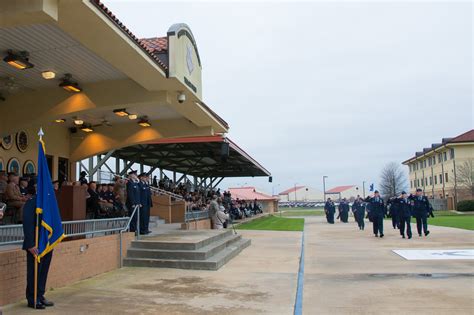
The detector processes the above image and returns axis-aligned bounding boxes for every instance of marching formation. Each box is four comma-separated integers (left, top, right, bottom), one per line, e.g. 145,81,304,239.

324,188,434,239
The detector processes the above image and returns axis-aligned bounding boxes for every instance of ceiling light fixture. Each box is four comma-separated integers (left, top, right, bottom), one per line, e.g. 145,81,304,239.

128,114,138,120
138,117,151,127
113,108,129,117
41,70,56,80
80,125,94,133
59,74,82,93
55,118,66,123
3,50,34,70
73,118,84,125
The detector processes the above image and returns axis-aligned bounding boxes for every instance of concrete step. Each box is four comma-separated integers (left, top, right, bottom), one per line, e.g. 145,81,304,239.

127,234,242,260
131,230,233,251
123,238,251,270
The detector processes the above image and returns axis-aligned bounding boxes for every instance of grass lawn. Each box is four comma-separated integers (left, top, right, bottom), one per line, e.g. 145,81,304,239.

279,210,325,217
236,215,304,231
418,215,474,231
280,207,324,211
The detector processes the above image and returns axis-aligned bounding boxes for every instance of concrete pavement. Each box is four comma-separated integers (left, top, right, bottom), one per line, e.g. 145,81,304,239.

3,216,473,314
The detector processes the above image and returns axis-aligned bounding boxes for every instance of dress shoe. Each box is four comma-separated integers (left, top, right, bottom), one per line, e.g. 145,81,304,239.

147,230,152,234
374,234,378,237
402,235,405,239
40,298,54,307
419,234,422,237
380,234,384,238
425,231,430,236
408,235,412,239
28,303,45,309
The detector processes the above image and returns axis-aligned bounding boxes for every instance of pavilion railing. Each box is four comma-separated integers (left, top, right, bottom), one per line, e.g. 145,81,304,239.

0,217,130,247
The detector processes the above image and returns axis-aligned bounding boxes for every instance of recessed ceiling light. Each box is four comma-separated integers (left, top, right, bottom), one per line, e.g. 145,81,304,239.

138,118,151,127
74,118,84,125
3,50,34,70
59,74,82,93
128,114,138,120
55,118,66,123
42,71,56,80
113,108,129,117
80,125,94,133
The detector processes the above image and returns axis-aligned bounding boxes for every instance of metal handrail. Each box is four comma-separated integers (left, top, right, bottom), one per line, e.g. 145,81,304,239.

119,204,140,267
150,186,185,201
0,217,131,246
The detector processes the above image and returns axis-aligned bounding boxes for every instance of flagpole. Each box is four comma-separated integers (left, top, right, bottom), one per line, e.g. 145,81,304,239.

34,128,44,309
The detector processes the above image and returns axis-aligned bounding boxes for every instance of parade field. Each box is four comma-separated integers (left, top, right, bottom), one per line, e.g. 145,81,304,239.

418,214,474,231
236,216,305,231
279,209,325,217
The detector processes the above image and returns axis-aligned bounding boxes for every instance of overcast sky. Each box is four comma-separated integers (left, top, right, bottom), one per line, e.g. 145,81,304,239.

103,0,473,194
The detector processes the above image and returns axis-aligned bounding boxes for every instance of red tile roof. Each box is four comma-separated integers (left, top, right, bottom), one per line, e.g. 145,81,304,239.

325,185,355,193
140,37,168,53
403,129,474,163
90,0,168,71
450,129,474,143
229,187,277,201
279,186,306,195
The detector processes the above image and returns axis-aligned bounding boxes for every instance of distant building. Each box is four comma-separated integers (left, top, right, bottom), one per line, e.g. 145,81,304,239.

325,185,362,201
278,186,324,202
402,129,474,208
228,187,279,213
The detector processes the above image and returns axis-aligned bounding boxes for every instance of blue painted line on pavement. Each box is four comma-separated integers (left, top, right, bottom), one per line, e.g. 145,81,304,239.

294,229,305,315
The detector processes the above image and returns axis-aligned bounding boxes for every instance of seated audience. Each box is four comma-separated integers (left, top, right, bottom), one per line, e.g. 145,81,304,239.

5,173,28,223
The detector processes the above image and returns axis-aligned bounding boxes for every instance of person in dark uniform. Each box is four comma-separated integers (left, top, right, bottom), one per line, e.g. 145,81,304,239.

22,196,54,309
126,170,142,233
409,188,432,237
365,190,386,238
139,173,153,235
338,198,350,223
79,171,88,185
388,197,400,230
324,198,336,224
352,197,365,230
397,191,413,239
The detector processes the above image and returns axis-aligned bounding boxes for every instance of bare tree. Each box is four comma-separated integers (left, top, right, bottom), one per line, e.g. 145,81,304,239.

457,159,474,198
379,162,407,198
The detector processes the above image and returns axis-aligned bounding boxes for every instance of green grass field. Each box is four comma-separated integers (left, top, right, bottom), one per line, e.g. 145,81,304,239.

418,215,474,231
279,209,325,217
236,215,304,231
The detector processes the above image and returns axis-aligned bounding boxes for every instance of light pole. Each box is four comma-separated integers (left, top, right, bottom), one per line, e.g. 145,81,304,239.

294,183,298,202
272,184,280,196
323,176,328,201
362,181,366,198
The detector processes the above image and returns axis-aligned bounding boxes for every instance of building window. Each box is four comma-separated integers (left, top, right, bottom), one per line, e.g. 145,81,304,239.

443,151,447,161
438,153,442,163
439,174,443,184
429,176,432,185
409,165,412,172
445,172,448,183
424,160,427,168
434,176,437,185
432,156,436,165
450,148,455,159
428,158,432,166
425,178,428,186
410,181,413,188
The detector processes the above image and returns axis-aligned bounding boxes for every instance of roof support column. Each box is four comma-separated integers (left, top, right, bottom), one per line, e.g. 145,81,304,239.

213,177,224,189
88,157,94,182
119,160,135,176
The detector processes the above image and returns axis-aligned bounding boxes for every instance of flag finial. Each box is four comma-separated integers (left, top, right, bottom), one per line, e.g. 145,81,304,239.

38,128,44,140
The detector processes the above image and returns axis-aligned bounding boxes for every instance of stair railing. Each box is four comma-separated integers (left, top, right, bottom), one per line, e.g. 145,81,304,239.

119,204,140,268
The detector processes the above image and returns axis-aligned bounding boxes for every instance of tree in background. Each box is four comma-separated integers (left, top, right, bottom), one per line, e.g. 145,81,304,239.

457,159,474,198
379,162,407,198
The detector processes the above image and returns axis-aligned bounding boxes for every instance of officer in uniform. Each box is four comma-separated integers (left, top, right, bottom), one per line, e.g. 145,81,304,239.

338,198,350,223
366,190,386,238
324,198,336,224
126,170,141,233
388,197,400,230
352,197,365,230
409,188,432,237
139,173,153,235
397,191,413,239
23,196,55,309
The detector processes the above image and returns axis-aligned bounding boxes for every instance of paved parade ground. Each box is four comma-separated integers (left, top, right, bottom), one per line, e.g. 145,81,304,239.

4,216,474,315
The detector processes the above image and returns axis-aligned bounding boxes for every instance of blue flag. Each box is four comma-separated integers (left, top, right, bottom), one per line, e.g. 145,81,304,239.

36,139,65,261
369,183,374,192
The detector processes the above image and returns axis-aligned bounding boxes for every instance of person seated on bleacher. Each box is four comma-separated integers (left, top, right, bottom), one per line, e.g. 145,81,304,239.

5,172,28,223
0,171,8,197
87,182,107,218
19,177,30,196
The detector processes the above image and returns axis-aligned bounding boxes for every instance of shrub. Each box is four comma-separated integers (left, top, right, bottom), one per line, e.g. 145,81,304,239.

457,200,474,212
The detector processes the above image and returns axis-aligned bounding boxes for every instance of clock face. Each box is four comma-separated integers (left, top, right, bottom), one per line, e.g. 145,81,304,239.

1,135,12,150
186,44,194,75
16,131,28,153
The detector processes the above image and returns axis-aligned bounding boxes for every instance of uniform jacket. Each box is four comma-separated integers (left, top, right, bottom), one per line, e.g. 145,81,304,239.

22,197,37,250
339,202,350,213
396,198,412,218
139,181,153,208
126,180,141,208
366,197,386,217
409,195,431,216
324,201,336,213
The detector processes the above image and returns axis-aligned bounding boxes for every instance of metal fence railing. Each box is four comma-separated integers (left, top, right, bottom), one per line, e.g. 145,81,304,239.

185,210,210,222
0,217,130,246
